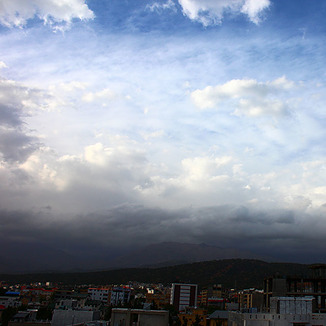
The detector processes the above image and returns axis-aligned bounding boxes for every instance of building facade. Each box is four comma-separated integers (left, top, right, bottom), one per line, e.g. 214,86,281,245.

111,308,169,326
88,288,110,303
229,311,326,326
110,287,131,306
264,265,326,312
170,283,198,312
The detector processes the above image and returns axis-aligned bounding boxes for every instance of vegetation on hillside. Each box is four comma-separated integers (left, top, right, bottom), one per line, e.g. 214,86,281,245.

0,259,311,289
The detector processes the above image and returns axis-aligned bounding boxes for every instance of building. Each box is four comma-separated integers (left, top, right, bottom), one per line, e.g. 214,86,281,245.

239,289,264,312
111,308,169,326
226,302,240,311
170,283,198,312
200,285,223,306
229,310,326,326
71,322,108,326
207,297,226,309
230,296,324,326
270,297,314,314
88,288,110,303
53,289,87,302
51,309,101,326
0,296,20,308
110,287,131,306
8,309,51,326
264,265,326,312
206,310,229,326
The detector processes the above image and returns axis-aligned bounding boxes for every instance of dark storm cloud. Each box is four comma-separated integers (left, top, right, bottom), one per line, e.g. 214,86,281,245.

0,205,325,266
229,206,295,225
0,103,23,127
0,129,39,163
0,206,296,245
0,78,43,163
0,78,40,127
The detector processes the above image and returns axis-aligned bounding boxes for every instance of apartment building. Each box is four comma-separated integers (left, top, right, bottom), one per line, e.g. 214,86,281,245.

170,283,197,312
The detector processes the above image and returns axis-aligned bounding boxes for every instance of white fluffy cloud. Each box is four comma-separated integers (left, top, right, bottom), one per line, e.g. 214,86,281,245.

191,77,294,117
241,0,271,24
178,0,270,26
0,0,94,29
181,156,232,182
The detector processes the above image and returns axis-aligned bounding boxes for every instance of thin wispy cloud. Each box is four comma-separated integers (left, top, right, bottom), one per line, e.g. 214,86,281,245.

146,0,177,13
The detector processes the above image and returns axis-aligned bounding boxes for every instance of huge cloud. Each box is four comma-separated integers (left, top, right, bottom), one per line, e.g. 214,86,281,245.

0,0,94,30
178,0,271,26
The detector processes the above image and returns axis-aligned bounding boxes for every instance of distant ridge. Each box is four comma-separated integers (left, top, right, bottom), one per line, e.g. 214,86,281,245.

110,242,271,268
0,241,273,273
0,241,83,274
0,259,311,289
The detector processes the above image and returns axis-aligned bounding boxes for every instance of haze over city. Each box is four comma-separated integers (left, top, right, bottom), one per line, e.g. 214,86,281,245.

1,0,326,270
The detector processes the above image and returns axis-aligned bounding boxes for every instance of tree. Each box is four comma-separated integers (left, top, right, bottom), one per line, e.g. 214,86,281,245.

36,307,53,321
151,300,158,310
132,297,145,309
163,304,180,326
0,288,7,296
103,307,112,321
182,316,188,326
192,315,201,326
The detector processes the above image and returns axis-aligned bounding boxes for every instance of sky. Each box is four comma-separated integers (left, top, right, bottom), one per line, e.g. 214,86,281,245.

1,0,326,267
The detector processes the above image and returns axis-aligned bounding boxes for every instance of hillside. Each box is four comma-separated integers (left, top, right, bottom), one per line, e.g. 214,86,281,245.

0,259,311,289
110,242,270,268
0,241,271,273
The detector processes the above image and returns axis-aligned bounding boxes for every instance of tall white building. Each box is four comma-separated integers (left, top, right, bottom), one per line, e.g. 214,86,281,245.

170,283,198,312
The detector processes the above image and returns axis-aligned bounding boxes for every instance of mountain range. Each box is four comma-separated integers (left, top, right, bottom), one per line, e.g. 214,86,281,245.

0,241,272,274
0,259,311,289
109,242,271,268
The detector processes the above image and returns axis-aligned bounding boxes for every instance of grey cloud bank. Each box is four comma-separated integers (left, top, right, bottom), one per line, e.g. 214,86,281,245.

1,204,325,273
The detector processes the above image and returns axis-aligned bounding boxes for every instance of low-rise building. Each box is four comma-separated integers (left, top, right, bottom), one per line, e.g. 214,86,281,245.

206,310,229,326
51,309,101,326
111,308,168,326
71,322,109,326
239,289,264,312
200,285,223,306
88,288,110,304
270,296,314,314
0,296,21,308
264,265,326,312
229,311,326,326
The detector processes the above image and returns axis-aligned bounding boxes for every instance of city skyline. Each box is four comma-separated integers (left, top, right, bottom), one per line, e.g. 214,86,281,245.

1,0,326,266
